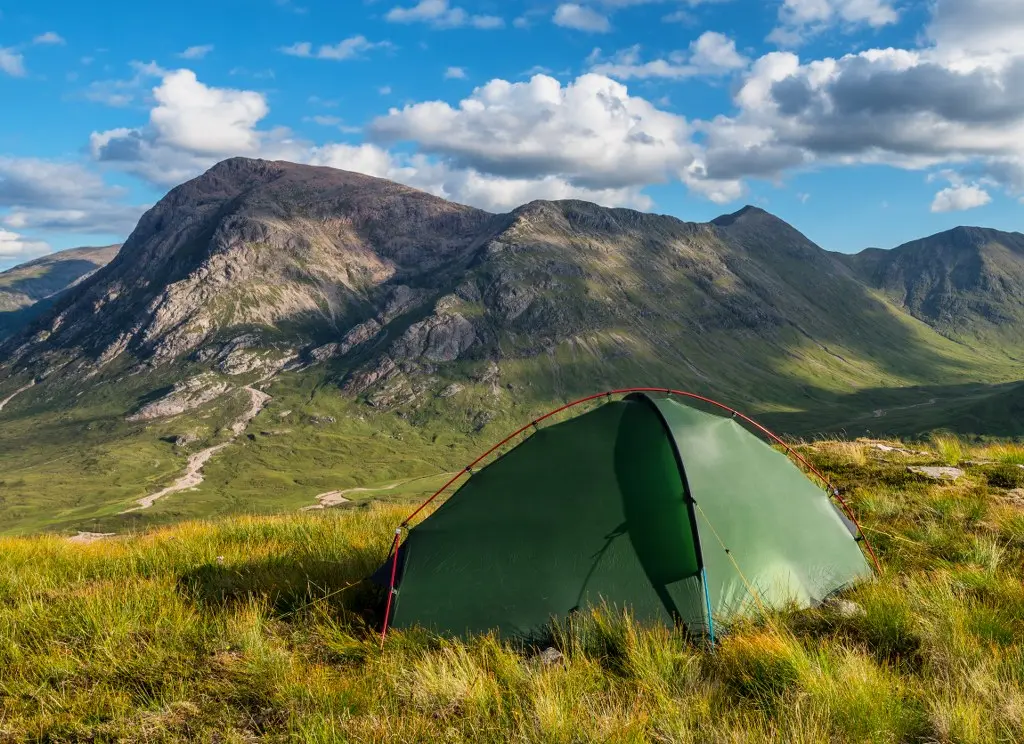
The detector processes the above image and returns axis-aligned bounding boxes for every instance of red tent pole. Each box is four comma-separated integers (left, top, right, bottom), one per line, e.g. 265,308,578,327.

379,528,402,650
377,387,882,645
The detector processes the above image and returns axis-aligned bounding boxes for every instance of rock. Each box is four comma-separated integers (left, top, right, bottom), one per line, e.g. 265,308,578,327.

128,374,231,421
217,348,270,375
824,598,866,619
339,319,383,355
392,312,476,363
1000,489,1024,507
68,531,116,544
173,432,199,447
473,361,500,384
867,442,929,456
307,342,340,363
344,355,399,395
908,465,965,480
379,285,429,323
310,415,336,425
538,647,564,666
438,383,464,398
473,410,495,432
455,280,482,303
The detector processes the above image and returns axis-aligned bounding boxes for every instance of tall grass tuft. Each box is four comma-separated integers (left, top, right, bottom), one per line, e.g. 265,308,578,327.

931,432,965,466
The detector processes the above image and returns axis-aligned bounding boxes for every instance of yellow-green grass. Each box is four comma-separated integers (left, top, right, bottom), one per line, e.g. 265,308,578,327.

1,447,1023,742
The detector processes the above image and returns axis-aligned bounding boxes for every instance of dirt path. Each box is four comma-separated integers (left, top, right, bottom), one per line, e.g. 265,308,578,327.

68,531,116,544
122,386,270,513
299,471,460,512
0,381,34,413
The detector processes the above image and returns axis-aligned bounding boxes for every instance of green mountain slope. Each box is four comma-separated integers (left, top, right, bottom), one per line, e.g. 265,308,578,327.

0,158,1020,535
0,244,119,339
836,226,1024,346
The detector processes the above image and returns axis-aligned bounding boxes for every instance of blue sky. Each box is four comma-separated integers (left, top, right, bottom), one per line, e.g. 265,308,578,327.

0,0,1022,269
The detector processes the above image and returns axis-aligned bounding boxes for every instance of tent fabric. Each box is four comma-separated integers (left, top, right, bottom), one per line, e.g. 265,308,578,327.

383,393,872,639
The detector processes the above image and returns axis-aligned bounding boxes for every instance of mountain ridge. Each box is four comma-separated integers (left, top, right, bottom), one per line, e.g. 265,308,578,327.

0,157,1021,535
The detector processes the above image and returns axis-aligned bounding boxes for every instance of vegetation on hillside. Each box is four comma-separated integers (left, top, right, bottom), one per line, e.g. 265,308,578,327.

1,439,1022,742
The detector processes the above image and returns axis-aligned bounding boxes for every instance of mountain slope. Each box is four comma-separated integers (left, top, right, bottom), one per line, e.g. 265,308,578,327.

0,158,1021,535
837,226,1024,345
0,244,120,339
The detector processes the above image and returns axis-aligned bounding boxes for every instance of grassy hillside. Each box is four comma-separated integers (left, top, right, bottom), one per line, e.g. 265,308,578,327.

0,440,1022,742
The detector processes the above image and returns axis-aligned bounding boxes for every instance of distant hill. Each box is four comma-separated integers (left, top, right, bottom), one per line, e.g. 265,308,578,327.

836,226,1024,346
0,244,120,339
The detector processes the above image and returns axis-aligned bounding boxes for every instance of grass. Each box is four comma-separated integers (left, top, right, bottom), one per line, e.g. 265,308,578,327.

1,444,1023,742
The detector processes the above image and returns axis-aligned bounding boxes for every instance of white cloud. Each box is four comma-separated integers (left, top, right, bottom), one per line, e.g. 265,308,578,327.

769,0,899,45
930,184,992,212
307,115,342,126
0,157,145,239
385,0,504,29
444,66,466,79
33,31,66,45
81,60,166,108
178,44,214,59
148,70,268,155
690,3,1024,205
589,32,748,79
0,228,49,260
379,85,393,95
553,4,611,32
280,36,392,60
308,144,653,211
369,73,697,190
0,48,25,77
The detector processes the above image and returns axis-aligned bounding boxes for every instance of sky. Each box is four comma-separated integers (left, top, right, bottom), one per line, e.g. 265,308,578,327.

0,0,1022,269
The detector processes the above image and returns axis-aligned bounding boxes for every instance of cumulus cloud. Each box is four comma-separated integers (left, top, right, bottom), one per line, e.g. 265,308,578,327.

444,66,466,79
553,4,612,32
0,48,25,77
280,36,392,60
931,185,992,212
308,144,653,211
0,228,50,261
88,70,295,186
385,0,504,29
87,68,667,211
369,73,697,190
0,157,146,241
178,44,213,59
33,32,66,45
589,32,748,79
769,0,899,46
689,0,1024,203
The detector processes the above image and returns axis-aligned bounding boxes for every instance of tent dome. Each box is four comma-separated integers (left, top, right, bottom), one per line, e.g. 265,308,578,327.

379,392,873,640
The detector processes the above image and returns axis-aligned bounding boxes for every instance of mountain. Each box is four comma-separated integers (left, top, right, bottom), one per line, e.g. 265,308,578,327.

0,244,119,339
837,226,1024,345
0,157,1021,535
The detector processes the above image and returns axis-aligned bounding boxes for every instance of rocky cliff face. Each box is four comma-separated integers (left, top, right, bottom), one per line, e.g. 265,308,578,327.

1,158,495,370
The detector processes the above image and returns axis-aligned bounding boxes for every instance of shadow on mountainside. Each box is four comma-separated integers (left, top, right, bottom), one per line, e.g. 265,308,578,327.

759,380,1024,439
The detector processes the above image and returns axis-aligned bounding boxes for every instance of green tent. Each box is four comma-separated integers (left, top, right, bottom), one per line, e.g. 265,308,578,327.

381,392,873,640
